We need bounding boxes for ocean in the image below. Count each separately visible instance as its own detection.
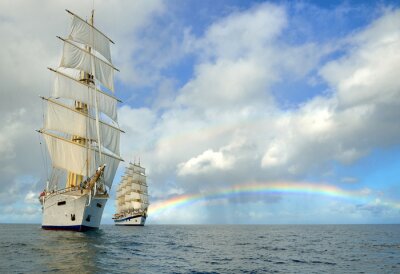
[0,224,399,273]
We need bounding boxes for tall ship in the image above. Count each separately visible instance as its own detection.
[113,162,149,226]
[37,9,123,231]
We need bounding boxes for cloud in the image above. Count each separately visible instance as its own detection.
[177,149,234,176]
[24,191,39,205]
[321,9,400,108]
[203,3,286,56]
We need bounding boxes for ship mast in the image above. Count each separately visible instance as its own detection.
[90,9,104,164]
[66,10,97,189]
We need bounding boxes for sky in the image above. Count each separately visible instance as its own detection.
[0,0,399,224]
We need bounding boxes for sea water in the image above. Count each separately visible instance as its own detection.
[0,224,399,273]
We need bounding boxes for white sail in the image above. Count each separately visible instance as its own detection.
[140,184,148,194]
[120,184,127,196]
[125,168,134,176]
[68,12,112,63]
[140,194,149,205]
[102,156,120,188]
[116,187,121,198]
[115,200,120,214]
[43,133,120,187]
[131,201,142,210]
[131,173,145,182]
[43,133,94,177]
[131,164,145,174]
[60,40,115,91]
[130,183,141,192]
[130,192,141,200]
[53,71,118,121]
[45,99,121,155]
[117,197,124,210]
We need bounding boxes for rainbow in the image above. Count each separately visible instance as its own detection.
[148,182,400,215]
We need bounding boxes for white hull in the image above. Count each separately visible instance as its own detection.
[114,214,146,226]
[41,190,107,231]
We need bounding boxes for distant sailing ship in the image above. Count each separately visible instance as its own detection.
[37,10,123,231]
[113,162,149,226]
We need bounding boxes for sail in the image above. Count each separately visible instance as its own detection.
[42,132,121,187]
[124,193,131,202]
[130,183,141,192]
[131,173,145,182]
[140,194,149,205]
[116,187,121,199]
[43,133,93,178]
[131,201,142,210]
[140,184,148,194]
[68,12,112,63]
[125,168,134,176]
[53,70,118,121]
[131,164,145,175]
[117,196,124,213]
[60,40,115,92]
[130,192,141,201]
[120,183,127,196]
[102,156,120,188]
[115,199,120,214]
[44,99,121,155]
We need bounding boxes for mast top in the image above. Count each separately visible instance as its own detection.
[90,9,94,26]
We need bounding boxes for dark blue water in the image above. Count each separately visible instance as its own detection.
[0,224,399,273]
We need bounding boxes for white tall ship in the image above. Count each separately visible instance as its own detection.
[38,10,123,231]
[113,163,149,226]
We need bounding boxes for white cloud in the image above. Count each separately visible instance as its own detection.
[24,191,38,205]
[261,140,289,168]
[193,3,287,60]
[320,10,400,108]
[177,148,235,176]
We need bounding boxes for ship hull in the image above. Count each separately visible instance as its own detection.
[42,225,97,232]
[41,190,107,231]
[114,214,146,226]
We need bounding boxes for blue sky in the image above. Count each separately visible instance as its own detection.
[0,0,399,224]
